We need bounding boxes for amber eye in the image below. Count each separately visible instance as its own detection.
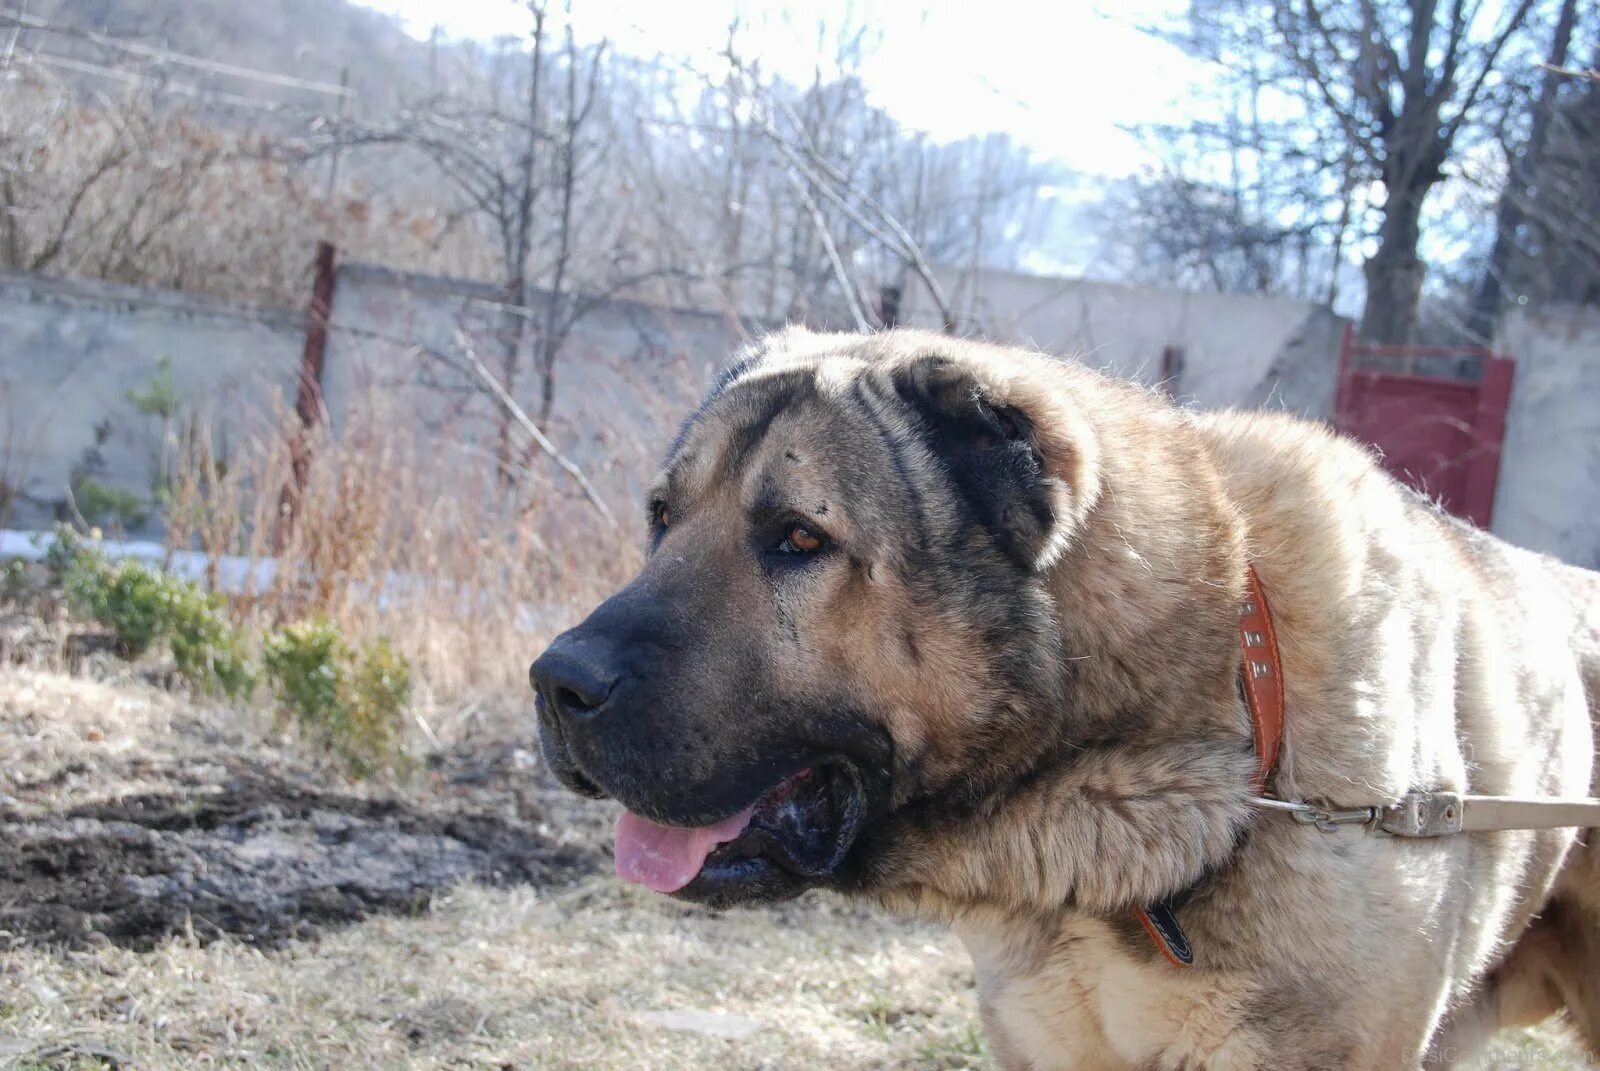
[783,523,825,554]
[653,504,670,529]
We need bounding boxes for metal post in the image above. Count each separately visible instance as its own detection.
[276,242,338,552]
[324,67,350,202]
[1333,321,1356,427]
[877,285,902,328]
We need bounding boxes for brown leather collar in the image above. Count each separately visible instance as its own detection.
[1132,564,1285,968]
[1238,565,1285,794]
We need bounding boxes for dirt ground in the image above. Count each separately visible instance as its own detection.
[0,666,1589,1070]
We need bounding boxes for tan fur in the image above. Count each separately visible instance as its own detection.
[617,327,1600,1069]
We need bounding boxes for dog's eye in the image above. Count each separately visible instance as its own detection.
[780,524,826,554]
[652,503,670,529]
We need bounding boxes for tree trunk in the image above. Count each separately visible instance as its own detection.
[1360,152,1436,345]
[1467,0,1579,343]
[494,5,546,486]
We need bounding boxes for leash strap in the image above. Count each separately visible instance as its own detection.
[1258,791,1600,836]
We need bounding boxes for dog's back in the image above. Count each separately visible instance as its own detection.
[1199,406,1600,1059]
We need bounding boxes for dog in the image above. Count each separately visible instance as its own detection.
[531,327,1600,1069]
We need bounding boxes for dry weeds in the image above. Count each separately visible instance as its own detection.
[160,384,642,718]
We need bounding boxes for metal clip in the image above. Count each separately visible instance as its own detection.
[1291,805,1379,833]
[1249,796,1377,833]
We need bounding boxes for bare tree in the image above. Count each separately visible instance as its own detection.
[1468,8,1600,332]
[1093,171,1328,296]
[1143,0,1544,343]
[1467,0,1581,340]
[0,52,484,305]
[328,5,706,476]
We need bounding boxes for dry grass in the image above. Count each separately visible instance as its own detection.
[161,386,642,721]
[1,885,1586,1071]
[0,880,990,1071]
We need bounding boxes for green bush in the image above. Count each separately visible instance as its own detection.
[263,621,411,777]
[1,558,33,604]
[167,590,257,699]
[63,544,254,698]
[43,525,98,587]
[67,558,170,656]
[73,479,149,529]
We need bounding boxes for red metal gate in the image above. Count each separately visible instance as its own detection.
[1333,325,1515,528]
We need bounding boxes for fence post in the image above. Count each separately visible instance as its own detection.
[1463,355,1516,529]
[1332,320,1356,425]
[877,285,902,328]
[276,241,338,553]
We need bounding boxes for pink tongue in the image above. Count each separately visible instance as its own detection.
[614,805,756,892]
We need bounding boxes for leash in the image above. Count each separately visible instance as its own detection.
[1250,791,1600,836]
[1133,565,1600,970]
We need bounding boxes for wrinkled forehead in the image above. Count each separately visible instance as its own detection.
[652,356,880,507]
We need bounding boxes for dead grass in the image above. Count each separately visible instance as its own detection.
[0,879,990,1071]
[161,386,643,722]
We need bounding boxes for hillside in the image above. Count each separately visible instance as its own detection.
[17,0,475,116]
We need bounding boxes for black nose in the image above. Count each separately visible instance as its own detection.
[530,641,620,722]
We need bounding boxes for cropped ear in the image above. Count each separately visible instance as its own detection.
[893,355,1084,570]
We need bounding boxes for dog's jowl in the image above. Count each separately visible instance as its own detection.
[531,327,1600,1071]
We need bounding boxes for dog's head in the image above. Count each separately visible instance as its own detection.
[532,328,1243,911]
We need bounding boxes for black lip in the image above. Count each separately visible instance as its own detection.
[536,695,607,799]
[673,759,868,908]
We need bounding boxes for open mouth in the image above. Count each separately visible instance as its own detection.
[612,760,867,906]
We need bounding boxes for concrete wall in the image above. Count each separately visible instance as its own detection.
[901,267,1346,419]
[4,260,1597,568]
[1492,305,1600,568]
[0,269,303,530]
[323,262,744,509]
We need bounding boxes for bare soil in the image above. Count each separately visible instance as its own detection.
[0,757,600,950]
[0,647,613,953]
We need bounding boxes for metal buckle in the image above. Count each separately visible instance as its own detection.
[1376,792,1464,837]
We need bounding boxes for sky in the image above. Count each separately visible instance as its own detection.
[353,0,1210,180]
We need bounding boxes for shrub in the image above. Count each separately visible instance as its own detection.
[43,525,98,587]
[2,558,34,604]
[73,478,149,530]
[346,636,411,768]
[166,590,257,699]
[263,620,411,777]
[67,558,171,657]
[63,543,255,698]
